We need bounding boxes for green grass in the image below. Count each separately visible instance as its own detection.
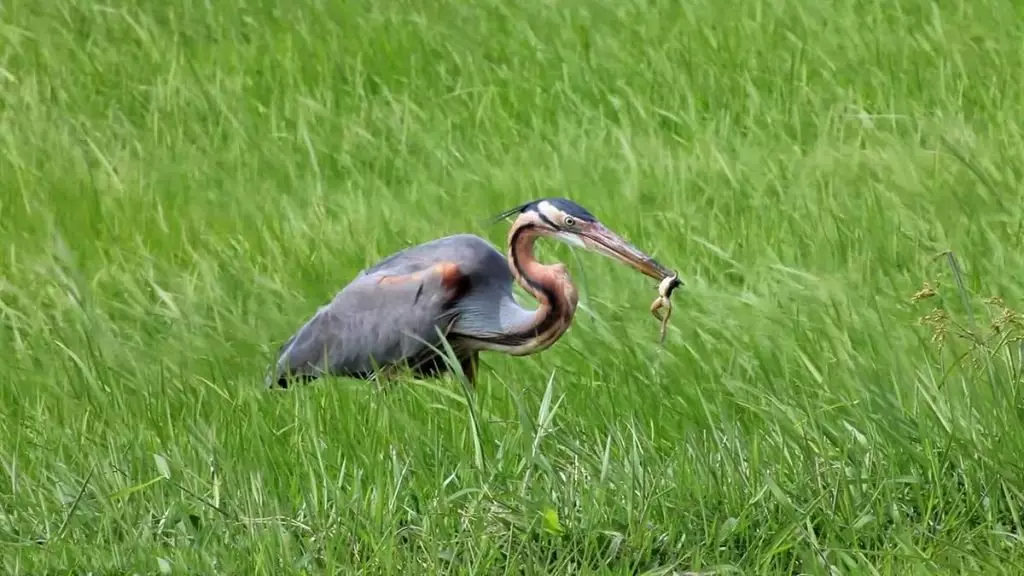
[2,0,1024,572]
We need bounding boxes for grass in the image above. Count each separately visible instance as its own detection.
[1,0,1024,572]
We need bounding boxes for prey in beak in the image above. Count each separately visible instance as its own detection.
[573,220,683,344]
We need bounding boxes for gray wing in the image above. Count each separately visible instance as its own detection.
[268,234,514,386]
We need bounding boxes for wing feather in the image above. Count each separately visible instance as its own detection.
[268,234,513,387]
[269,266,462,386]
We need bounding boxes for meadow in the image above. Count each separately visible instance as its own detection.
[2,0,1024,573]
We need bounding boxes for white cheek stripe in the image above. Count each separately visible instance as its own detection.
[536,200,561,222]
[555,231,586,248]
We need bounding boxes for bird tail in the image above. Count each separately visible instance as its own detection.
[264,332,314,390]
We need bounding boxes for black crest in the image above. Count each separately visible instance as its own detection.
[488,197,597,225]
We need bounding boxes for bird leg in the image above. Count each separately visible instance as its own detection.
[459,351,479,389]
[650,273,682,345]
[406,350,478,389]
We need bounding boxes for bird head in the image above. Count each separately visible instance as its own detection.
[490,197,680,284]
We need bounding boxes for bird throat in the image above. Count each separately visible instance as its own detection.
[503,223,579,352]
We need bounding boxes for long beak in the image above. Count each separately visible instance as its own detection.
[578,223,677,282]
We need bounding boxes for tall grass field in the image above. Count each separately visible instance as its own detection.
[2,0,1024,573]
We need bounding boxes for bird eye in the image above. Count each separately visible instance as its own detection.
[563,216,576,227]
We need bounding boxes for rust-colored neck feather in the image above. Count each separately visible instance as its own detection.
[499,217,579,355]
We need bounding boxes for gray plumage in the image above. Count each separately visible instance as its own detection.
[267,234,532,387]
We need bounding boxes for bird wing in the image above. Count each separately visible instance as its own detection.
[269,259,472,386]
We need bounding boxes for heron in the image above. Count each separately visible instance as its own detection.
[267,197,680,389]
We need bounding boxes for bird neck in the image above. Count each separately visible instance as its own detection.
[502,222,579,354]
